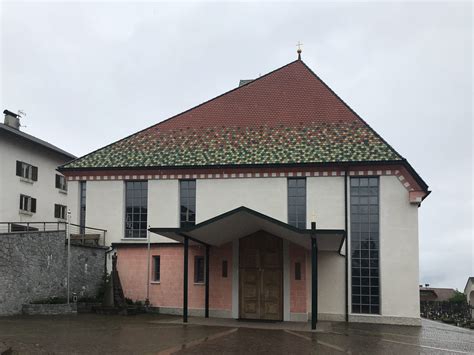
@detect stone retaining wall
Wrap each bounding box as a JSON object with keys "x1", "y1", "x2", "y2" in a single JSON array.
[
  {"x1": 22, "y1": 303, "x2": 77, "y2": 315},
  {"x1": 0, "y1": 231, "x2": 106, "y2": 316}
]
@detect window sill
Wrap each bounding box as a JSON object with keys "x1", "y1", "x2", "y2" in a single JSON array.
[
  {"x1": 194, "y1": 282, "x2": 205, "y2": 286},
  {"x1": 20, "y1": 177, "x2": 34, "y2": 184},
  {"x1": 150, "y1": 281, "x2": 161, "y2": 285},
  {"x1": 56, "y1": 218, "x2": 66, "y2": 222},
  {"x1": 58, "y1": 189, "x2": 68, "y2": 195},
  {"x1": 350, "y1": 313, "x2": 381, "y2": 317},
  {"x1": 19, "y1": 210, "x2": 33, "y2": 216},
  {"x1": 121, "y1": 238, "x2": 148, "y2": 241}
]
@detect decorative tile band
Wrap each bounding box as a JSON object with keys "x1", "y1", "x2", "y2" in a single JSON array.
[{"x1": 67, "y1": 168, "x2": 413, "y2": 193}]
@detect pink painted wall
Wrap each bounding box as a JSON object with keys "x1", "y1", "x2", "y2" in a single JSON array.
[
  {"x1": 290, "y1": 243, "x2": 307, "y2": 313},
  {"x1": 116, "y1": 243, "x2": 232, "y2": 311},
  {"x1": 117, "y1": 241, "x2": 309, "y2": 315}
]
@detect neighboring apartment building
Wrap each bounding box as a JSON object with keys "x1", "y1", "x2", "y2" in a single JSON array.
[
  {"x1": 0, "y1": 110, "x2": 76, "y2": 225},
  {"x1": 464, "y1": 277, "x2": 474, "y2": 307},
  {"x1": 59, "y1": 56, "x2": 430, "y2": 326}
]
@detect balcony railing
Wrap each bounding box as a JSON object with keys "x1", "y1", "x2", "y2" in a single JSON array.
[{"x1": 0, "y1": 221, "x2": 107, "y2": 246}]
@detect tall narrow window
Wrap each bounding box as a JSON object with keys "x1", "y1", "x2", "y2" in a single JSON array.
[
  {"x1": 222, "y1": 260, "x2": 228, "y2": 278},
  {"x1": 125, "y1": 181, "x2": 148, "y2": 238},
  {"x1": 288, "y1": 178, "x2": 306, "y2": 229},
  {"x1": 79, "y1": 181, "x2": 86, "y2": 233},
  {"x1": 351, "y1": 177, "x2": 379, "y2": 315},
  {"x1": 180, "y1": 180, "x2": 196, "y2": 227},
  {"x1": 194, "y1": 255, "x2": 205, "y2": 283},
  {"x1": 153, "y1": 256, "x2": 160, "y2": 282},
  {"x1": 295, "y1": 262, "x2": 302, "y2": 280}
]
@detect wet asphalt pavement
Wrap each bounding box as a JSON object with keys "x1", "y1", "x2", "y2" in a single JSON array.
[{"x1": 0, "y1": 314, "x2": 472, "y2": 354}]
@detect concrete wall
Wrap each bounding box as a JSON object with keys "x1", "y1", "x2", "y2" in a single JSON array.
[
  {"x1": 0, "y1": 231, "x2": 106, "y2": 316},
  {"x1": 196, "y1": 178, "x2": 288, "y2": 222},
  {"x1": 148, "y1": 180, "x2": 180, "y2": 243},
  {"x1": 67, "y1": 181, "x2": 80, "y2": 225},
  {"x1": 85, "y1": 181, "x2": 124, "y2": 243},
  {"x1": 379, "y1": 176, "x2": 420, "y2": 320},
  {"x1": 0, "y1": 131, "x2": 71, "y2": 223},
  {"x1": 307, "y1": 176, "x2": 345, "y2": 229}
]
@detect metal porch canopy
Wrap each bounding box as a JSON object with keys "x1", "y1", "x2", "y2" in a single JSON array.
[
  {"x1": 149, "y1": 206, "x2": 345, "y2": 251},
  {"x1": 149, "y1": 206, "x2": 345, "y2": 330}
]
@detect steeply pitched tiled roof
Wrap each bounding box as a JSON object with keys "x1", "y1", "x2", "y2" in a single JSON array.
[{"x1": 61, "y1": 60, "x2": 402, "y2": 170}]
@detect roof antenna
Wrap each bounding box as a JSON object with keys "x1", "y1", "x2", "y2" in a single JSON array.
[{"x1": 296, "y1": 41, "x2": 303, "y2": 60}]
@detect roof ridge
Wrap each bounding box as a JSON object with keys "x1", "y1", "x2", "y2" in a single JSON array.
[{"x1": 60, "y1": 59, "x2": 300, "y2": 170}]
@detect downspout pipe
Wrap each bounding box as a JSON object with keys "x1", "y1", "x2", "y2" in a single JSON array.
[{"x1": 345, "y1": 170, "x2": 349, "y2": 322}]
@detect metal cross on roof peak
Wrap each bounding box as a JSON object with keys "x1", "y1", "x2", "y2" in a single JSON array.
[{"x1": 296, "y1": 41, "x2": 303, "y2": 60}]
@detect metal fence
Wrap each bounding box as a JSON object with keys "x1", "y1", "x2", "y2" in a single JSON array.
[{"x1": 0, "y1": 222, "x2": 107, "y2": 247}]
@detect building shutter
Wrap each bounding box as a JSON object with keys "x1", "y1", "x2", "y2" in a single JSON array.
[
  {"x1": 32, "y1": 166, "x2": 38, "y2": 181},
  {"x1": 19, "y1": 195, "x2": 23, "y2": 210},
  {"x1": 55, "y1": 174, "x2": 60, "y2": 188},
  {"x1": 16, "y1": 161, "x2": 22, "y2": 176},
  {"x1": 31, "y1": 198, "x2": 37, "y2": 213}
]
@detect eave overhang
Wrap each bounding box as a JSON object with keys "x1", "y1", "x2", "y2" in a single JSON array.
[{"x1": 149, "y1": 206, "x2": 345, "y2": 252}]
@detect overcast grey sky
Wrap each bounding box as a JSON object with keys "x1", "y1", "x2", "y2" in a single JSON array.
[{"x1": 1, "y1": 1, "x2": 472, "y2": 290}]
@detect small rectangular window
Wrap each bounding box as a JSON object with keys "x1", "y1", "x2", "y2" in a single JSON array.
[
  {"x1": 194, "y1": 255, "x2": 205, "y2": 283},
  {"x1": 19, "y1": 194, "x2": 36, "y2": 213},
  {"x1": 16, "y1": 161, "x2": 38, "y2": 181},
  {"x1": 153, "y1": 256, "x2": 160, "y2": 282},
  {"x1": 54, "y1": 204, "x2": 67, "y2": 219},
  {"x1": 222, "y1": 260, "x2": 228, "y2": 278},
  {"x1": 55, "y1": 174, "x2": 67, "y2": 191},
  {"x1": 295, "y1": 262, "x2": 302, "y2": 280}
]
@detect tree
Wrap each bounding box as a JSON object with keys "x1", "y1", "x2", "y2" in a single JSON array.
[{"x1": 449, "y1": 290, "x2": 466, "y2": 304}]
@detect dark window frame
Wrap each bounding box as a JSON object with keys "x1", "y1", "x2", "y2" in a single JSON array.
[
  {"x1": 350, "y1": 177, "x2": 380, "y2": 315},
  {"x1": 19, "y1": 194, "x2": 36, "y2": 213},
  {"x1": 295, "y1": 262, "x2": 302, "y2": 280},
  {"x1": 194, "y1": 255, "x2": 205, "y2": 283},
  {"x1": 180, "y1": 180, "x2": 196, "y2": 228},
  {"x1": 287, "y1": 178, "x2": 306, "y2": 229},
  {"x1": 222, "y1": 260, "x2": 228, "y2": 278},
  {"x1": 54, "y1": 204, "x2": 67, "y2": 220},
  {"x1": 153, "y1": 255, "x2": 160, "y2": 282},
  {"x1": 55, "y1": 174, "x2": 67, "y2": 191},
  {"x1": 124, "y1": 180, "x2": 148, "y2": 239},
  {"x1": 16, "y1": 161, "x2": 38, "y2": 181}
]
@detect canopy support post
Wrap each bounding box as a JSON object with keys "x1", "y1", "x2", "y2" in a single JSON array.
[
  {"x1": 183, "y1": 236, "x2": 189, "y2": 323},
  {"x1": 205, "y1": 244, "x2": 210, "y2": 318},
  {"x1": 311, "y1": 221, "x2": 318, "y2": 330}
]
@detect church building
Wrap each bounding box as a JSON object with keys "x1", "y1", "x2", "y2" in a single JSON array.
[{"x1": 59, "y1": 54, "x2": 429, "y2": 327}]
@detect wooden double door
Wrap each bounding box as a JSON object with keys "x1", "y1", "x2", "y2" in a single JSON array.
[{"x1": 239, "y1": 231, "x2": 283, "y2": 320}]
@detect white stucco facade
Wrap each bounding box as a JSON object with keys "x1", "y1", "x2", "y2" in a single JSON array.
[
  {"x1": 379, "y1": 176, "x2": 420, "y2": 321},
  {"x1": 0, "y1": 129, "x2": 73, "y2": 225},
  {"x1": 65, "y1": 172, "x2": 422, "y2": 325},
  {"x1": 347, "y1": 175, "x2": 421, "y2": 325}
]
